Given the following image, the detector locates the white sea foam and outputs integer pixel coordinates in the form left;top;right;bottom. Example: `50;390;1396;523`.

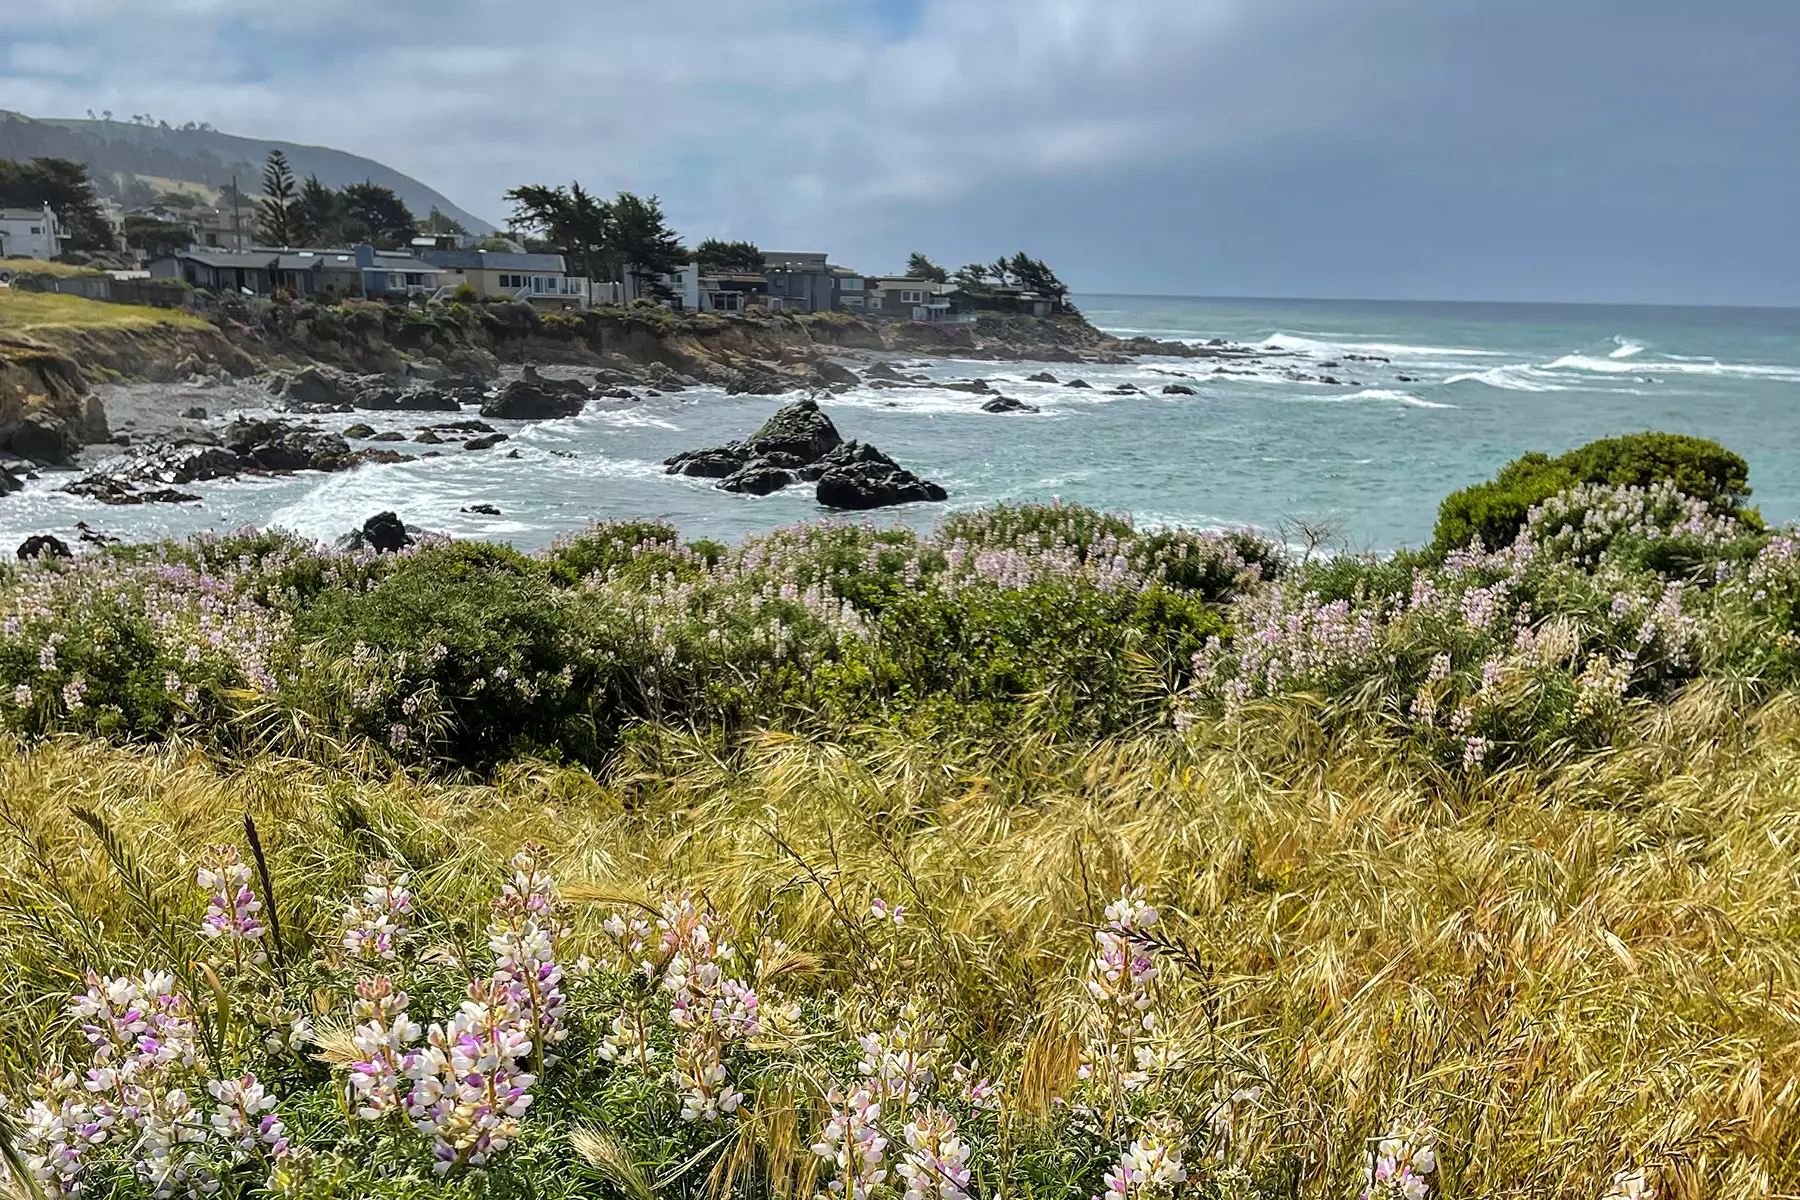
1445;366;1569;393
1308;389;1455;409
1260;333;1506;359
1608;337;1645;359
1544;354;1800;381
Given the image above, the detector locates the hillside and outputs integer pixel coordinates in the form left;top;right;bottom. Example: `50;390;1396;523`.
0;109;494;233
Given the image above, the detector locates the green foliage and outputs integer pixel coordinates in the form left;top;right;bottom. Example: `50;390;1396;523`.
1433;432;1755;554
695;238;765;274
122;214;193;257
905;252;949;283
452;282;477;303
259;149;298;247
0;155;111;250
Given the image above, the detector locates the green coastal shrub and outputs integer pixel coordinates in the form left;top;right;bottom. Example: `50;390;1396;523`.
1433;432;1755;554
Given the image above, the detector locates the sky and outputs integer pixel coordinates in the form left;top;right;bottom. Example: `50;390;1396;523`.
1;0;1796;306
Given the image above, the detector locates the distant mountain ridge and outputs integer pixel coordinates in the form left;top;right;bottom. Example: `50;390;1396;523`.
0;110;495;234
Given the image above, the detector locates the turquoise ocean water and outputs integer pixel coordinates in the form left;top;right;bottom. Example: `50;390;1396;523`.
3;294;1797;551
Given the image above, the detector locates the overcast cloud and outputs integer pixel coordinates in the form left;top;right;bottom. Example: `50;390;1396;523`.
2;0;1795;305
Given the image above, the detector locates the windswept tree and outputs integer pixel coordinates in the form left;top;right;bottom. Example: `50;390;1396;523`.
952;263;990;290
610;192;685;296
0;157;110;251
905;252;948;283
292;175;338;245
340;181;418;249
505;182;612;281
988;257;1014;288
122;215;193;258
259;150;298;246
694;238;764;274
1008;251;1070;302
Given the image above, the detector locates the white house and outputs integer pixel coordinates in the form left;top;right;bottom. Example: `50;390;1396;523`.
0;205;66;260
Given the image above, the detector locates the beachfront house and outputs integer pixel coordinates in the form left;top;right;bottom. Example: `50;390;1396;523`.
834;268;872;310
672;263;771;313
0;204;67;260
150;248;278;295
759;251;839;313
869;276;971;323
415;248;589;308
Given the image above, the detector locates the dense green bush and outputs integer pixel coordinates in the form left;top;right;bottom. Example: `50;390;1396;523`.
1433;432;1755;554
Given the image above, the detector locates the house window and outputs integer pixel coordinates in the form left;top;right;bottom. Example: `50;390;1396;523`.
533;276;552;293
498;274;521;289
405;273;424;287
840;278;863;291
29;226;42;235
900;289;925;305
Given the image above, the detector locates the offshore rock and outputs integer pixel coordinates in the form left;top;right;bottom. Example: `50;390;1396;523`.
814;441;947;510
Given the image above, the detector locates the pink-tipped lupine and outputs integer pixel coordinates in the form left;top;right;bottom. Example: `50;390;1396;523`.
1361;1121;1439;1200
347;976;421;1122
341;861;413;962
196;844;266;962
403;978;537;1174
207;1072;288;1158
18;1072;105;1198
1094;1124;1187;1200
898;1108;973;1200
1606;1169;1655;1199
952;1061;1000;1111
812;1086;889;1200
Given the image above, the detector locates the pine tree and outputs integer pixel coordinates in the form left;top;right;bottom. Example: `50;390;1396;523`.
260;150;298;246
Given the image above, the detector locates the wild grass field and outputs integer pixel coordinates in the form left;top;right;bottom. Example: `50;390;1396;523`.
1;432;1797;1200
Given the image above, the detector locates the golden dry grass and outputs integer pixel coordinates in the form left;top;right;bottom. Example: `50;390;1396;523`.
2;682;1798;1195
0;288;209;337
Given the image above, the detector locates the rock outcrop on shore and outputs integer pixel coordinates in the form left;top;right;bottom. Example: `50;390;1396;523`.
664;396;945;509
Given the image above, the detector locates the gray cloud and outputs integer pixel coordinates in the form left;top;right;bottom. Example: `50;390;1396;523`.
1;0;1794;303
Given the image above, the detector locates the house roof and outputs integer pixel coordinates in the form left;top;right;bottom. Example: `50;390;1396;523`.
163;249;279;269
273;251;358;270
0;207;52;220
418;249;567;272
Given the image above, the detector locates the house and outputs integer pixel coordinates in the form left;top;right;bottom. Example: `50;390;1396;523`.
972;284;1060;317
149;248;278;295
416;248;589;307
869;276;971;323
271;250;365;298
672;263;770;313
0;205;66;260
363;249;444;298
759;251;838;313
195;205;258;251
833;268;872;310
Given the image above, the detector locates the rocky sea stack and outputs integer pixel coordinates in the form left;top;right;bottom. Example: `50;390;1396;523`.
664;396;946;509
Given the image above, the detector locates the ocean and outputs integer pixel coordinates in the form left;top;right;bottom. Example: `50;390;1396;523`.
5;294;1799;552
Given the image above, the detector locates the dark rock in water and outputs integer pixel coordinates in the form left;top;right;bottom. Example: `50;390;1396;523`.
1041;347;1082;363
981;396;1040;414
1161;384;1197;396
369;431;407;443
463;503;502;516
9;412;77;464
814;359;860;387
598;387;637;400
720;463;796;495
273;365;351;408
464;433;509;451
667;447;750;478
424;419;496;434
77;522;120;546
480;376;588;420
506;449;521;459
343;423;377;439
748;395;843;459
1026;372;1059;384
355;382;463;412
726;371;793;396
1065;378;1092;389
1397;375;1418;383
63;477;201;505
1107;384;1142;395
18;534;71;560
344;512;413;554
415;430;445;445
814;442;947;510
1343;354;1390;364
224;420;351;472
181;406;208;419
944;379;994;395
346;449;415;467
863;361;911;383
0;465;22;496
